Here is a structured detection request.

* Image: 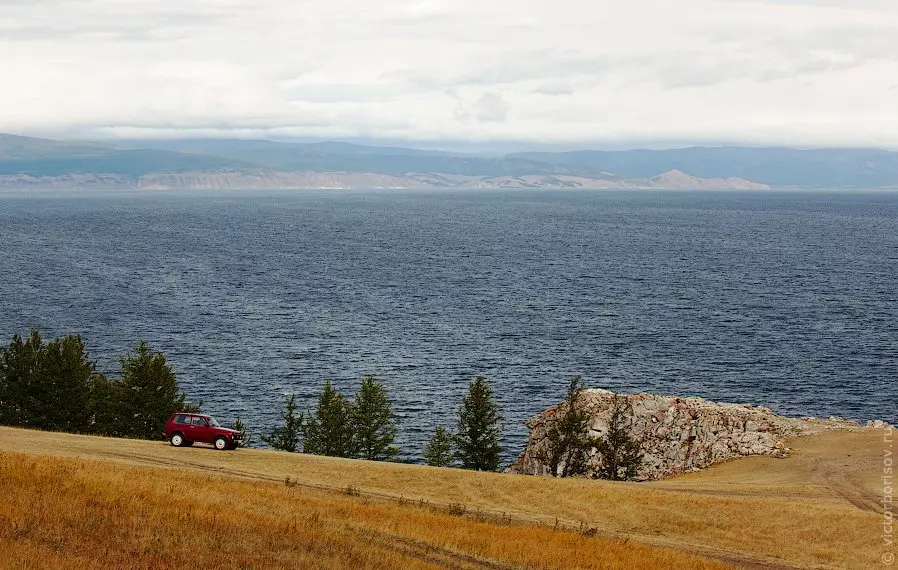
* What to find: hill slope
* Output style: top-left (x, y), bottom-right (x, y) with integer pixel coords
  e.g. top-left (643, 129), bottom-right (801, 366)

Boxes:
top-left (4, 134), bottom-right (898, 188)
top-left (0, 426), bottom-right (885, 569)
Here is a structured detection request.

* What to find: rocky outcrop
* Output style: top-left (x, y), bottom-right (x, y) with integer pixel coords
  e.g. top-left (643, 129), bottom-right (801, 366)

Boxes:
top-left (511, 389), bottom-right (865, 481)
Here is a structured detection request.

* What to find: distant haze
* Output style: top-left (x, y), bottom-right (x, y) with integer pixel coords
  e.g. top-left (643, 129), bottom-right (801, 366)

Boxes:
top-left (2, 0), bottom-right (898, 150)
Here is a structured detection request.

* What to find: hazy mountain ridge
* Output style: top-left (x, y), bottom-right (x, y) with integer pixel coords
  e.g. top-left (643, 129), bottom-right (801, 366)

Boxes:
top-left (1, 133), bottom-right (893, 189)
top-left (510, 146), bottom-right (898, 187)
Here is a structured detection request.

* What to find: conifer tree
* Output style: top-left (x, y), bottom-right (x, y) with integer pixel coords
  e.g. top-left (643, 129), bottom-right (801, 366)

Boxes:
top-left (87, 372), bottom-right (121, 436)
top-left (424, 426), bottom-right (454, 467)
top-left (595, 394), bottom-right (644, 481)
top-left (534, 376), bottom-right (601, 477)
top-left (454, 376), bottom-right (503, 471)
top-left (40, 335), bottom-right (97, 432)
top-left (231, 416), bottom-right (252, 448)
top-left (261, 395), bottom-right (301, 451)
top-left (0, 332), bottom-right (100, 431)
top-left (302, 380), bottom-right (355, 457)
top-left (117, 341), bottom-right (185, 439)
top-left (352, 376), bottom-right (398, 461)
top-left (0, 331), bottom-right (45, 427)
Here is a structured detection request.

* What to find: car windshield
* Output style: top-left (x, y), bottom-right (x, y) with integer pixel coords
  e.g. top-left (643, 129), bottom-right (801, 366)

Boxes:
top-left (205, 416), bottom-right (220, 427)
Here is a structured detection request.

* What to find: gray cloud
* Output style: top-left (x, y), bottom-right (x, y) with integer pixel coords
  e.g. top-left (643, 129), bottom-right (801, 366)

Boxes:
top-left (473, 93), bottom-right (508, 122)
top-left (1, 0), bottom-right (897, 148)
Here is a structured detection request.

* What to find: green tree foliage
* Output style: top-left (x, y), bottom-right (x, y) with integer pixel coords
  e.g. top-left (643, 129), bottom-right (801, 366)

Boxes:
top-left (0, 333), bottom-right (191, 440)
top-left (352, 376), bottom-right (398, 461)
top-left (534, 376), bottom-right (601, 477)
top-left (87, 373), bottom-right (123, 436)
top-left (424, 426), bottom-right (454, 467)
top-left (0, 331), bottom-right (102, 432)
top-left (260, 395), bottom-right (302, 452)
top-left (115, 341), bottom-right (185, 440)
top-left (455, 376), bottom-right (503, 471)
top-left (39, 335), bottom-right (98, 432)
top-left (302, 380), bottom-right (355, 458)
top-left (231, 416), bottom-right (252, 448)
top-left (595, 394), bottom-right (644, 481)
top-left (0, 331), bottom-right (47, 427)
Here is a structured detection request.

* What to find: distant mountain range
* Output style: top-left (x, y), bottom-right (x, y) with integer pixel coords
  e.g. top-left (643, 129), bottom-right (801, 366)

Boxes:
top-left (1, 133), bottom-right (896, 190)
top-left (510, 147), bottom-right (898, 188)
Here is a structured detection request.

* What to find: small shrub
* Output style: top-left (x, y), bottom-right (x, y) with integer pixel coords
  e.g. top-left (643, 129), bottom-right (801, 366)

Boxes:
top-left (447, 503), bottom-right (467, 516)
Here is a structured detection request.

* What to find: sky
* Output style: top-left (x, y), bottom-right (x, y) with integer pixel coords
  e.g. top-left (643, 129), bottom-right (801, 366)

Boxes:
top-left (2, 0), bottom-right (898, 150)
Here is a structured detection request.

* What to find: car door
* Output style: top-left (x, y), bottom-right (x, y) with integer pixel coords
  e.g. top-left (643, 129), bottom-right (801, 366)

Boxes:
top-left (189, 415), bottom-right (212, 443)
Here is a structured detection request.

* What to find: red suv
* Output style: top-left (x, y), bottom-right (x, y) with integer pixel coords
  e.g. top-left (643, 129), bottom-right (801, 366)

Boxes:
top-left (164, 413), bottom-right (242, 450)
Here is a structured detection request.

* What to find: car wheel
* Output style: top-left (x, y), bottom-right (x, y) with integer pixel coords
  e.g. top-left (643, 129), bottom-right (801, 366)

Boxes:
top-left (170, 432), bottom-right (185, 447)
top-left (213, 436), bottom-right (229, 451)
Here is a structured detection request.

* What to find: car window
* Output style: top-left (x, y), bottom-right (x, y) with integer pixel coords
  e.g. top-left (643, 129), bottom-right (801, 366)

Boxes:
top-left (174, 415), bottom-right (189, 425)
top-left (207, 416), bottom-right (220, 427)
top-left (191, 416), bottom-right (206, 426)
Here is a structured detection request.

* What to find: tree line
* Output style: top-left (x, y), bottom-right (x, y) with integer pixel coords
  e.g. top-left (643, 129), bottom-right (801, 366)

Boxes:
top-left (260, 378), bottom-right (400, 461)
top-left (263, 374), bottom-right (642, 479)
top-left (263, 375), bottom-right (505, 471)
top-left (0, 331), bottom-right (191, 439)
top-left (1, 331), bottom-right (643, 479)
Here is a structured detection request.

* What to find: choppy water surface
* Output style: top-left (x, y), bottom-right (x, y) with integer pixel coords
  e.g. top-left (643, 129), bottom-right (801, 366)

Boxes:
top-left (1, 188), bottom-right (896, 461)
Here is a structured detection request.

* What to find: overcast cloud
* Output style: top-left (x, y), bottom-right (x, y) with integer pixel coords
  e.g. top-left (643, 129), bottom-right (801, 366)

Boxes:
top-left (1, 0), bottom-right (897, 148)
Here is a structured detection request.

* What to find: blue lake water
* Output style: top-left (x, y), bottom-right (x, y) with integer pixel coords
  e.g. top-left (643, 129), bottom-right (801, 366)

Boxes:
top-left (1, 188), bottom-right (896, 462)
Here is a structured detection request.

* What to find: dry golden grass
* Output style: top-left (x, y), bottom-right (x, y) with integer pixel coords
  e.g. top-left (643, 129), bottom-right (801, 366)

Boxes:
top-left (0, 451), bottom-right (727, 570)
top-left (0, 426), bottom-right (888, 569)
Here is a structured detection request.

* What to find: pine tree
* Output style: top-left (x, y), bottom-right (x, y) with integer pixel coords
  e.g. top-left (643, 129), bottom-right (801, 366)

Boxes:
top-left (424, 426), bottom-right (454, 467)
top-left (302, 380), bottom-right (355, 457)
top-left (0, 331), bottom-right (45, 427)
top-left (352, 376), bottom-right (398, 461)
top-left (231, 416), bottom-right (252, 448)
top-left (534, 376), bottom-right (601, 477)
top-left (261, 395), bottom-right (301, 452)
top-left (455, 376), bottom-right (503, 471)
top-left (40, 335), bottom-right (98, 432)
top-left (595, 394), bottom-right (644, 481)
top-left (117, 341), bottom-right (185, 440)
top-left (87, 372), bottom-right (121, 436)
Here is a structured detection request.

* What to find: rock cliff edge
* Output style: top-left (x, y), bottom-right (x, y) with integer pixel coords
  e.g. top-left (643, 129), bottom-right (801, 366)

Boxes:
top-left (510, 389), bottom-right (878, 480)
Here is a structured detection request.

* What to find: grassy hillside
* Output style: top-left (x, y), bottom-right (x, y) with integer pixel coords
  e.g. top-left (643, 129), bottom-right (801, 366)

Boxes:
top-left (0, 451), bottom-right (728, 570)
top-left (0, 426), bottom-right (886, 569)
